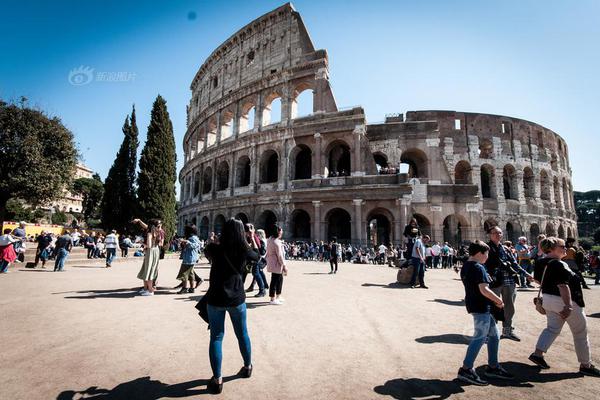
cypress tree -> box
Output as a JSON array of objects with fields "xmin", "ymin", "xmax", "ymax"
[
  {"xmin": 137, "ymin": 95, "xmax": 177, "ymax": 242},
  {"xmin": 126, "ymin": 105, "xmax": 139, "ymax": 216}
]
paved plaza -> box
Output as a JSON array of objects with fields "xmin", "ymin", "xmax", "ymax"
[{"xmin": 1, "ymin": 257, "xmax": 599, "ymax": 399}]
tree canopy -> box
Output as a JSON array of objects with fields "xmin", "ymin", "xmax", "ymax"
[{"xmin": 72, "ymin": 173, "xmax": 104, "ymax": 222}]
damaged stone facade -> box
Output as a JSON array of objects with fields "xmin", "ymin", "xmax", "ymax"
[{"xmin": 178, "ymin": 3, "xmax": 577, "ymax": 246}]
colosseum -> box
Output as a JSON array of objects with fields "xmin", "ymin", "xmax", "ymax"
[{"xmin": 177, "ymin": 3, "xmax": 577, "ymax": 247}]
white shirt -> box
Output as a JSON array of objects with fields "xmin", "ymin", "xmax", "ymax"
[
  {"xmin": 425, "ymin": 247, "xmax": 432, "ymax": 257},
  {"xmin": 378, "ymin": 245, "xmax": 387, "ymax": 254},
  {"xmin": 104, "ymin": 233, "xmax": 119, "ymax": 249},
  {"xmin": 431, "ymin": 244, "xmax": 441, "ymax": 256},
  {"xmin": 0, "ymin": 234, "xmax": 18, "ymax": 246}
]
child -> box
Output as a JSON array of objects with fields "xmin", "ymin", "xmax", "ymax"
[
  {"xmin": 457, "ymin": 240, "xmax": 515, "ymax": 385},
  {"xmin": 0, "ymin": 229, "xmax": 21, "ymax": 273}
]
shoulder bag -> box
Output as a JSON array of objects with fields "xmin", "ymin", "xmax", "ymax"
[{"xmin": 533, "ymin": 264, "xmax": 548, "ymax": 315}]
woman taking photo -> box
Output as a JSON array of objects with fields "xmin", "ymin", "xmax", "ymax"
[
  {"xmin": 529, "ymin": 237, "xmax": 600, "ymax": 376},
  {"xmin": 175, "ymin": 225, "xmax": 201, "ymax": 294},
  {"xmin": 266, "ymin": 224, "xmax": 287, "ymax": 305},
  {"xmin": 203, "ymin": 218, "xmax": 260, "ymax": 394},
  {"xmin": 133, "ymin": 218, "xmax": 164, "ymax": 296}
]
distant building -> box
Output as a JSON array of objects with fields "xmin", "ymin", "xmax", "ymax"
[{"xmin": 45, "ymin": 163, "xmax": 94, "ymax": 213}]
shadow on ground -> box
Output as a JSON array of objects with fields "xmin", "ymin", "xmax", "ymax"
[
  {"xmin": 61, "ymin": 287, "xmax": 174, "ymax": 299},
  {"xmin": 474, "ymin": 361, "xmax": 583, "ymax": 387},
  {"xmin": 56, "ymin": 374, "xmax": 240, "ymax": 399},
  {"xmin": 362, "ymin": 282, "xmax": 411, "ymax": 289},
  {"xmin": 588, "ymin": 312, "xmax": 600, "ymax": 318},
  {"xmin": 428, "ymin": 299, "xmax": 464, "ymax": 306},
  {"xmin": 374, "ymin": 378, "xmax": 465, "ymax": 399},
  {"xmin": 415, "ymin": 334, "xmax": 469, "ymax": 345}
]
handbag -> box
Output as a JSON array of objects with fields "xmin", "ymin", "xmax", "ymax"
[
  {"xmin": 533, "ymin": 264, "xmax": 548, "ymax": 315},
  {"xmin": 195, "ymin": 294, "xmax": 210, "ymax": 326}
]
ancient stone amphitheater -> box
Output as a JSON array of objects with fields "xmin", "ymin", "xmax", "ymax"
[{"xmin": 177, "ymin": 3, "xmax": 577, "ymax": 246}]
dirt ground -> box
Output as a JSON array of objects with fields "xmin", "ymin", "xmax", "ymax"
[{"xmin": 1, "ymin": 257, "xmax": 599, "ymax": 399}]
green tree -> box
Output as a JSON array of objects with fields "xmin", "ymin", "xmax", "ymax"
[
  {"xmin": 72, "ymin": 173, "xmax": 104, "ymax": 222},
  {"xmin": 0, "ymin": 98, "xmax": 77, "ymax": 228},
  {"xmin": 574, "ymin": 191, "xmax": 600, "ymax": 237},
  {"xmin": 51, "ymin": 211, "xmax": 67, "ymax": 225},
  {"xmin": 101, "ymin": 105, "xmax": 139, "ymax": 232},
  {"xmin": 4, "ymin": 198, "xmax": 33, "ymax": 222},
  {"xmin": 137, "ymin": 95, "xmax": 177, "ymax": 242}
]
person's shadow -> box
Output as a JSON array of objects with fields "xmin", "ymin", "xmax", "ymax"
[
  {"xmin": 428, "ymin": 299, "xmax": 464, "ymax": 307},
  {"xmin": 57, "ymin": 375, "xmax": 239, "ymax": 399},
  {"xmin": 374, "ymin": 378, "xmax": 464, "ymax": 399},
  {"xmin": 415, "ymin": 334, "xmax": 470, "ymax": 345}
]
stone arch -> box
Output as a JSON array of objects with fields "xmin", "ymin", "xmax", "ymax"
[
  {"xmin": 480, "ymin": 164, "xmax": 496, "ymax": 198},
  {"xmin": 366, "ymin": 208, "xmax": 394, "ymax": 246},
  {"xmin": 260, "ymin": 149, "xmax": 279, "ymax": 183},
  {"xmin": 503, "ymin": 164, "xmax": 518, "ymax": 200},
  {"xmin": 199, "ymin": 216, "xmax": 210, "ymax": 239},
  {"xmin": 196, "ymin": 128, "xmax": 205, "ymax": 153},
  {"xmin": 262, "ymin": 91, "xmax": 282, "ymax": 126},
  {"xmin": 325, "ymin": 208, "xmax": 352, "ymax": 243},
  {"xmin": 235, "ymin": 156, "xmax": 251, "ymax": 187},
  {"xmin": 478, "ymin": 138, "xmax": 493, "ymax": 159},
  {"xmin": 207, "ymin": 118, "xmax": 217, "ymax": 147},
  {"xmin": 545, "ymin": 223, "xmax": 556, "ymax": 237},
  {"xmin": 523, "ymin": 167, "xmax": 535, "ymax": 198},
  {"xmin": 553, "ymin": 176, "xmax": 561, "ymax": 208},
  {"xmin": 238, "ymin": 100, "xmax": 256, "ymax": 133},
  {"xmin": 443, "ymin": 214, "xmax": 469, "ymax": 246},
  {"xmin": 216, "ymin": 160, "xmax": 230, "ymax": 191},
  {"xmin": 540, "ymin": 170, "xmax": 551, "ymax": 201},
  {"xmin": 289, "ymin": 209, "xmax": 311, "ymax": 241},
  {"xmin": 291, "ymin": 82, "xmax": 314, "ymax": 119},
  {"xmin": 412, "ymin": 213, "xmax": 432, "ymax": 238},
  {"xmin": 214, "ymin": 214, "xmax": 226, "ymax": 235},
  {"xmin": 234, "ymin": 212, "xmax": 249, "ymax": 225},
  {"xmin": 202, "ymin": 166, "xmax": 213, "ymax": 194},
  {"xmin": 193, "ymin": 171, "xmax": 201, "ymax": 197},
  {"xmin": 454, "ymin": 160, "xmax": 472, "ymax": 184},
  {"xmin": 373, "ymin": 152, "xmax": 389, "ymax": 173},
  {"xmin": 530, "ymin": 223, "xmax": 540, "ymax": 244},
  {"xmin": 505, "ymin": 221, "xmax": 522, "ymax": 244},
  {"xmin": 256, "ymin": 209, "xmax": 278, "ymax": 231},
  {"xmin": 327, "ymin": 140, "xmax": 351, "ymax": 177},
  {"xmin": 558, "ymin": 224, "xmax": 565, "ymax": 239},
  {"xmin": 290, "ymin": 145, "xmax": 312, "ymax": 180},
  {"xmin": 220, "ymin": 108, "xmax": 235, "ymax": 140},
  {"xmin": 567, "ymin": 226, "xmax": 573, "ymax": 239},
  {"xmin": 400, "ymin": 148, "xmax": 428, "ymax": 178}
]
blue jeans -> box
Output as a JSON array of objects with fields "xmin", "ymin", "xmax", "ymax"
[
  {"xmin": 463, "ymin": 312, "xmax": 499, "ymax": 369},
  {"xmin": 207, "ymin": 303, "xmax": 252, "ymax": 379},
  {"xmin": 409, "ymin": 257, "xmax": 425, "ymax": 286},
  {"xmin": 106, "ymin": 248, "xmax": 116, "ymax": 265},
  {"xmin": 0, "ymin": 259, "xmax": 9, "ymax": 273},
  {"xmin": 54, "ymin": 248, "xmax": 69, "ymax": 271},
  {"xmin": 252, "ymin": 263, "xmax": 266, "ymax": 291}
]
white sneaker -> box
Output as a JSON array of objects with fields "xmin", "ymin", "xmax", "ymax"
[
  {"xmin": 277, "ymin": 298, "xmax": 285, "ymax": 303},
  {"xmin": 141, "ymin": 291, "xmax": 154, "ymax": 296},
  {"xmin": 270, "ymin": 299, "xmax": 283, "ymax": 305}
]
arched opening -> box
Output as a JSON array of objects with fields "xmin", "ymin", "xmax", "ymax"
[
  {"xmin": 238, "ymin": 102, "xmax": 256, "ymax": 133},
  {"xmin": 216, "ymin": 161, "xmax": 229, "ymax": 191},
  {"xmin": 191, "ymin": 216, "xmax": 197, "ymax": 226},
  {"xmin": 530, "ymin": 224, "xmax": 540, "ymax": 244},
  {"xmin": 207, "ymin": 119, "xmax": 217, "ymax": 147},
  {"xmin": 214, "ymin": 214, "xmax": 226, "ymax": 235},
  {"xmin": 551, "ymin": 153, "xmax": 558, "ymax": 172},
  {"xmin": 484, "ymin": 218, "xmax": 498, "ymax": 234},
  {"xmin": 540, "ymin": 170, "xmax": 551, "ymax": 201},
  {"xmin": 567, "ymin": 227, "xmax": 573, "ymax": 238},
  {"xmin": 193, "ymin": 172, "xmax": 200, "ymax": 197},
  {"xmin": 545, "ymin": 223, "xmax": 556, "ymax": 237},
  {"xmin": 373, "ymin": 153, "xmax": 389, "ymax": 174},
  {"xmin": 291, "ymin": 87, "xmax": 313, "ymax": 119},
  {"xmin": 455, "ymin": 161, "xmax": 472, "ymax": 184},
  {"xmin": 443, "ymin": 214, "xmax": 468, "ymax": 246},
  {"xmin": 326, "ymin": 208, "xmax": 351, "ymax": 243},
  {"xmin": 256, "ymin": 210, "xmax": 277, "ymax": 231},
  {"xmin": 503, "ymin": 165, "xmax": 518, "ymax": 200},
  {"xmin": 220, "ymin": 109, "xmax": 234, "ymax": 140},
  {"xmin": 327, "ymin": 142, "xmax": 351, "ymax": 177},
  {"xmin": 480, "ymin": 164, "xmax": 496, "ymax": 199},
  {"xmin": 523, "ymin": 167, "xmax": 535, "ymax": 198},
  {"xmin": 202, "ymin": 167, "xmax": 213, "ymax": 194},
  {"xmin": 558, "ymin": 224, "xmax": 565, "ymax": 239},
  {"xmin": 235, "ymin": 156, "xmax": 251, "ymax": 187},
  {"xmin": 553, "ymin": 177, "xmax": 561, "ymax": 208},
  {"xmin": 506, "ymin": 221, "xmax": 522, "ymax": 244},
  {"xmin": 366, "ymin": 210, "xmax": 392, "ymax": 246},
  {"xmin": 290, "ymin": 209, "xmax": 311, "ymax": 241},
  {"xmin": 260, "ymin": 150, "xmax": 279, "ymax": 183},
  {"xmin": 234, "ymin": 212, "xmax": 249, "ymax": 225},
  {"xmin": 400, "ymin": 149, "xmax": 428, "ymax": 178},
  {"xmin": 262, "ymin": 94, "xmax": 282, "ymax": 126},
  {"xmin": 413, "ymin": 214, "xmax": 432, "ymax": 238},
  {"xmin": 196, "ymin": 129, "xmax": 205, "ymax": 154},
  {"xmin": 478, "ymin": 138, "xmax": 493, "ymax": 159},
  {"xmin": 185, "ymin": 176, "xmax": 191, "ymax": 199},
  {"xmin": 290, "ymin": 145, "xmax": 312, "ymax": 180},
  {"xmin": 200, "ymin": 216, "xmax": 210, "ymax": 239}
]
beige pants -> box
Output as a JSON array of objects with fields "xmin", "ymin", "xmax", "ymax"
[{"xmin": 535, "ymin": 293, "xmax": 591, "ymax": 364}]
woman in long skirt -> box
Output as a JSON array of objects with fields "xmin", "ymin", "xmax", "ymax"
[{"xmin": 133, "ymin": 218, "xmax": 164, "ymax": 296}]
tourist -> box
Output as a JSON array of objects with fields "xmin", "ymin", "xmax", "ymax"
[
  {"xmin": 457, "ymin": 240, "xmax": 514, "ymax": 385},
  {"xmin": 120, "ymin": 234, "xmax": 132, "ymax": 257},
  {"xmin": 431, "ymin": 241, "xmax": 441, "ymax": 268},
  {"xmin": 133, "ymin": 218, "xmax": 164, "ymax": 296},
  {"xmin": 485, "ymin": 226, "xmax": 533, "ymax": 341},
  {"xmin": 251, "ymin": 229, "xmax": 269, "ymax": 297},
  {"xmin": 378, "ymin": 242, "xmax": 388, "ymax": 265},
  {"xmin": 54, "ymin": 231, "xmax": 74, "ymax": 272},
  {"xmin": 441, "ymin": 242, "xmax": 450, "ymax": 268},
  {"xmin": 528, "ymin": 237, "xmax": 600, "ymax": 377},
  {"xmin": 329, "ymin": 237, "xmax": 340, "ymax": 274},
  {"xmin": 403, "ymin": 217, "xmax": 420, "ymax": 257},
  {"xmin": 266, "ymin": 224, "xmax": 287, "ymax": 304},
  {"xmin": 203, "ymin": 218, "xmax": 259, "ymax": 394},
  {"xmin": 0, "ymin": 229, "xmax": 22, "ymax": 273},
  {"xmin": 12, "ymin": 221, "xmax": 27, "ymax": 263},
  {"xmin": 409, "ymin": 234, "xmax": 430, "ymax": 289},
  {"xmin": 84, "ymin": 232, "xmax": 96, "ymax": 259},
  {"xmin": 175, "ymin": 225, "xmax": 201, "ymax": 294},
  {"xmin": 564, "ymin": 238, "xmax": 590, "ymax": 289},
  {"xmin": 34, "ymin": 230, "xmax": 52, "ymax": 269},
  {"xmin": 71, "ymin": 229, "xmax": 81, "ymax": 247},
  {"xmin": 515, "ymin": 236, "xmax": 534, "ymax": 288},
  {"xmin": 104, "ymin": 230, "xmax": 119, "ymax": 268}
]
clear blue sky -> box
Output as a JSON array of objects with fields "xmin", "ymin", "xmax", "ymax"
[{"xmin": 2, "ymin": 0, "xmax": 599, "ymax": 191}]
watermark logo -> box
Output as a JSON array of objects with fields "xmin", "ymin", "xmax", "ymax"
[
  {"xmin": 68, "ymin": 66, "xmax": 136, "ymax": 86},
  {"xmin": 68, "ymin": 66, "xmax": 95, "ymax": 86}
]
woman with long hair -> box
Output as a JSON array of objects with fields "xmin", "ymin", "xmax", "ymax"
[
  {"xmin": 266, "ymin": 224, "xmax": 287, "ymax": 305},
  {"xmin": 203, "ymin": 218, "xmax": 260, "ymax": 394},
  {"xmin": 133, "ymin": 218, "xmax": 164, "ymax": 296},
  {"xmin": 528, "ymin": 237, "xmax": 599, "ymax": 376}
]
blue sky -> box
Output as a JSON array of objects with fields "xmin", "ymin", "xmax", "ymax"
[{"xmin": 1, "ymin": 0, "xmax": 599, "ymax": 191}]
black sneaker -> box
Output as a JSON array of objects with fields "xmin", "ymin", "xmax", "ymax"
[
  {"xmin": 207, "ymin": 377, "xmax": 222, "ymax": 394},
  {"xmin": 528, "ymin": 353, "xmax": 550, "ymax": 369},
  {"xmin": 579, "ymin": 364, "xmax": 600, "ymax": 377},
  {"xmin": 457, "ymin": 367, "xmax": 489, "ymax": 386},
  {"xmin": 501, "ymin": 332, "xmax": 521, "ymax": 342},
  {"xmin": 254, "ymin": 291, "xmax": 266, "ymax": 297},
  {"xmin": 188, "ymin": 288, "xmax": 195, "ymax": 294},
  {"xmin": 239, "ymin": 365, "xmax": 252, "ymax": 378},
  {"xmin": 484, "ymin": 365, "xmax": 515, "ymax": 380}
]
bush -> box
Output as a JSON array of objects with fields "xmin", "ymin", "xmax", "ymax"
[
  {"xmin": 579, "ymin": 237, "xmax": 594, "ymax": 251},
  {"xmin": 32, "ymin": 209, "xmax": 47, "ymax": 223},
  {"xmin": 51, "ymin": 211, "xmax": 67, "ymax": 225}
]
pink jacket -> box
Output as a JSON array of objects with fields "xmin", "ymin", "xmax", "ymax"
[{"xmin": 266, "ymin": 237, "xmax": 286, "ymax": 274}]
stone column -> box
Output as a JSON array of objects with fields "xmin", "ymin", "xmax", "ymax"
[
  {"xmin": 211, "ymin": 159, "xmax": 217, "ymax": 200},
  {"xmin": 203, "ymin": 122, "xmax": 209, "ymax": 151},
  {"xmin": 314, "ymin": 67, "xmax": 328, "ymax": 113},
  {"xmin": 251, "ymin": 143, "xmax": 258, "ymax": 192},
  {"xmin": 351, "ymin": 125, "xmax": 365, "ymax": 176},
  {"xmin": 312, "ymin": 201, "xmax": 322, "ymax": 241},
  {"xmin": 495, "ymin": 167, "xmax": 506, "ymax": 202},
  {"xmin": 233, "ymin": 102, "xmax": 240, "ymax": 138},
  {"xmin": 215, "ymin": 110, "xmax": 222, "ymax": 144},
  {"xmin": 313, "ymin": 132, "xmax": 322, "ymax": 178},
  {"xmin": 254, "ymin": 93, "xmax": 264, "ymax": 130},
  {"xmin": 229, "ymin": 152, "xmax": 235, "ymax": 196},
  {"xmin": 353, "ymin": 199, "xmax": 364, "ymax": 247},
  {"xmin": 280, "ymin": 139, "xmax": 289, "ymax": 191}
]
